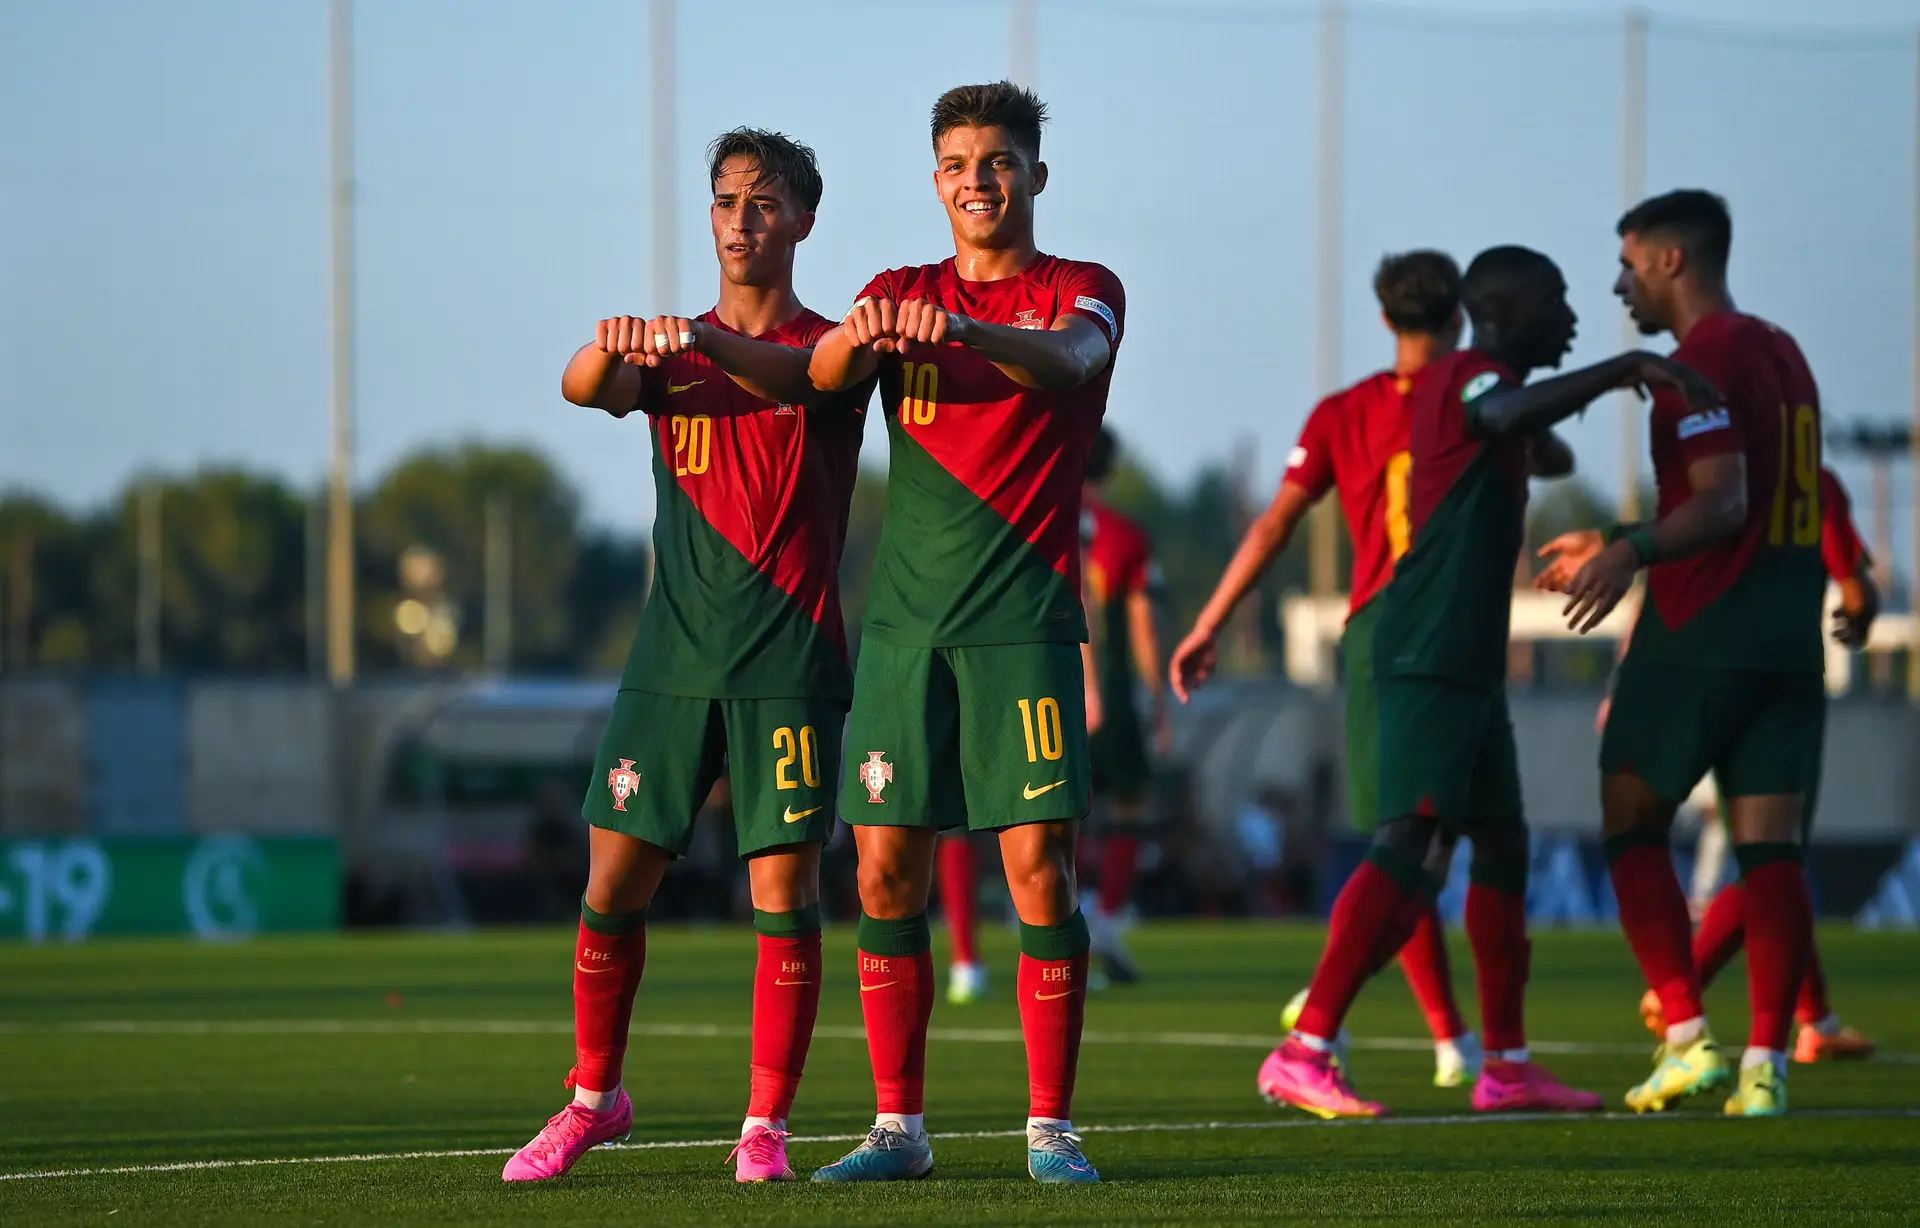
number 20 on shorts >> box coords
[772,726,820,790]
[1018,698,1065,763]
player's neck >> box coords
[1670,283,1735,345]
[951,236,1039,283]
[1391,333,1448,377]
[713,280,805,339]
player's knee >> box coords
[855,851,930,918]
[1000,829,1078,925]
[1600,772,1676,840]
[1467,818,1529,894]
[1367,816,1447,891]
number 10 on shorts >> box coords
[1018,698,1065,763]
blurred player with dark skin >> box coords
[504,130,872,1185]
[1255,245,1717,1119]
[1622,465,1879,1062]
[807,82,1122,1184]
[1078,426,1170,986]
[1537,190,1828,1117]
[1170,251,1491,1088]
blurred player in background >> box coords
[1624,465,1879,1064]
[1538,190,1828,1117]
[806,82,1122,1184]
[505,130,871,1185]
[1079,427,1169,987]
[1170,250,1487,1088]
[1256,244,1712,1120]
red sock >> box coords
[1018,952,1089,1118]
[938,837,979,966]
[1692,881,1747,990]
[1297,859,1428,1040]
[573,919,646,1093]
[748,931,822,1122]
[1744,859,1813,1051]
[1608,841,1703,1027]
[1396,902,1467,1041]
[1098,834,1141,917]
[1795,942,1831,1027]
[1465,882,1530,1053]
[859,946,935,1114]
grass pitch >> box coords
[2,922,1917,1226]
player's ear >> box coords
[794,211,816,243]
[1030,160,1048,196]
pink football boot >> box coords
[1257,1036,1387,1119]
[728,1123,798,1182]
[501,1089,633,1182]
[1471,1059,1603,1113]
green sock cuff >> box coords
[856,911,929,956]
[1018,910,1091,961]
[1470,856,1529,895]
[753,904,822,938]
[1364,844,1434,895]
[1734,842,1803,875]
[1602,827,1668,864]
[580,896,646,935]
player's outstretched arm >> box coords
[1169,481,1315,702]
[561,318,655,415]
[1471,352,1719,439]
[1528,430,1576,478]
[940,312,1112,390]
[808,298,891,393]
[617,315,817,406]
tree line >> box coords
[0,442,1618,677]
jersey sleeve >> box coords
[1656,333,1745,463]
[1820,467,1870,581]
[794,314,874,421]
[1283,397,1340,501]
[1057,262,1125,349]
[1454,357,1517,432]
[1120,527,1155,596]
[857,268,898,305]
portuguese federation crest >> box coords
[859,751,894,804]
[607,759,641,812]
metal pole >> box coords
[1309,0,1346,598]
[326,0,357,687]
[306,486,325,677]
[1910,27,1920,699]
[1010,0,1039,88]
[1619,6,1649,523]
[137,481,161,676]
[650,0,678,312]
[484,496,512,675]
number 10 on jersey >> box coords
[900,362,939,425]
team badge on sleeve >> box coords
[859,751,895,804]
[607,759,641,812]
[1287,446,1309,470]
[1677,408,1731,440]
[1461,371,1501,403]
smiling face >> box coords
[709,154,813,288]
[933,124,1046,252]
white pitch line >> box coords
[3,1019,1917,1063]
[5,1108,1918,1184]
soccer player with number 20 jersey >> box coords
[806,82,1122,1185]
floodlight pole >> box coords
[326,0,357,687]
[1011,0,1038,88]
[1310,0,1346,598]
[137,480,161,676]
[1619,6,1649,523]
[651,0,678,313]
[1910,27,1920,698]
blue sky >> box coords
[4,0,1918,562]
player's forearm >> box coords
[1528,430,1576,478]
[807,325,880,392]
[1473,354,1639,439]
[696,328,816,404]
[561,344,643,414]
[1128,596,1166,703]
[1643,486,1747,563]
[952,317,1110,390]
[1193,498,1299,635]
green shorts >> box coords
[583,688,845,857]
[1090,701,1151,808]
[1600,659,1824,805]
[1342,599,1383,834]
[841,639,1090,832]
[1377,674,1524,835]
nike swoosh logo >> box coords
[1034,989,1075,1001]
[782,805,823,824]
[667,380,705,394]
[576,961,615,975]
[774,979,815,987]
[1023,781,1067,800]
[860,981,898,993]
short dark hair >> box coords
[706,127,822,211]
[1373,250,1461,334]
[1086,427,1118,482]
[1617,189,1732,273]
[931,82,1048,161]
[1461,245,1559,328]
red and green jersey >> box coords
[1283,369,1419,618]
[1082,498,1159,716]
[1820,467,1869,582]
[618,308,869,700]
[857,254,1125,647]
[1628,312,1826,673]
[1374,350,1530,691]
